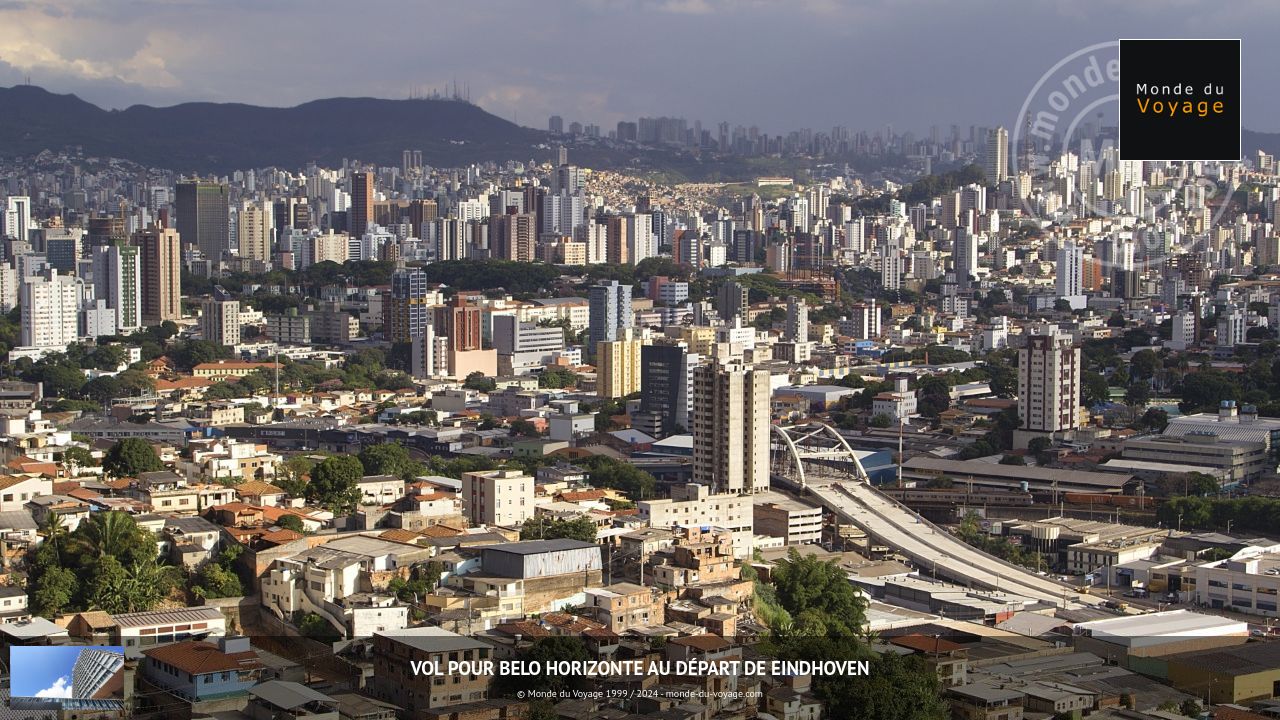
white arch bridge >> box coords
[769,422,1097,609]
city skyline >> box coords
[1,1,1278,134]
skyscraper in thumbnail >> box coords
[1016,326,1081,446]
[693,361,770,494]
[71,648,125,699]
[133,225,182,326]
[588,280,632,347]
[984,126,1009,183]
[350,171,374,237]
[200,286,241,347]
[175,181,230,263]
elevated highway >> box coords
[770,423,1102,609]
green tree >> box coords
[494,636,591,697]
[275,456,316,497]
[307,455,364,513]
[80,375,122,404]
[510,419,541,437]
[772,548,868,636]
[30,564,77,616]
[297,612,340,642]
[277,514,306,533]
[1124,382,1152,407]
[101,438,165,478]
[358,443,414,477]
[62,446,96,475]
[1081,371,1111,408]
[520,516,598,543]
[869,414,892,428]
[999,454,1026,466]
[463,371,497,392]
[72,511,155,564]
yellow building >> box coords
[597,329,643,398]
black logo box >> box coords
[1119,38,1241,161]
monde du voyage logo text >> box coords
[1119,38,1241,161]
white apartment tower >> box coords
[783,296,809,343]
[461,469,533,527]
[20,270,81,348]
[693,361,770,494]
[1056,241,1084,298]
[985,126,1009,184]
[200,287,241,347]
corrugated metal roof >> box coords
[111,606,224,628]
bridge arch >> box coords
[770,422,871,490]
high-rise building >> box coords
[954,227,978,287]
[386,268,432,343]
[693,361,770,494]
[4,196,32,242]
[635,343,700,438]
[1218,308,1247,348]
[461,469,533,527]
[783,296,809,342]
[984,126,1009,184]
[605,216,629,265]
[1056,241,1085,300]
[597,328,643,399]
[434,296,483,352]
[20,270,80,348]
[715,281,748,323]
[134,225,182,326]
[200,286,240,347]
[1017,327,1082,441]
[350,172,374,237]
[237,200,273,264]
[92,244,142,332]
[588,280,632,348]
[175,181,230,262]
[490,211,537,262]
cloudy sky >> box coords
[1,0,1276,134]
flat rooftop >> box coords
[1074,609,1247,647]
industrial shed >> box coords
[480,539,602,579]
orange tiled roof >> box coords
[142,640,263,674]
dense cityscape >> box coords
[1,60,1280,720]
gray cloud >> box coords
[1,0,1275,133]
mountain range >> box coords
[1,85,1277,176]
[0,85,553,172]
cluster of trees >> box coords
[762,550,947,720]
[29,511,179,616]
[577,455,658,500]
[386,562,444,603]
[898,164,986,205]
[518,515,597,543]
[191,545,246,599]
[103,438,166,478]
[307,455,364,514]
[955,512,1051,572]
[420,260,565,296]
[7,350,156,406]
[1158,495,1280,533]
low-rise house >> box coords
[0,586,30,622]
[140,636,265,702]
[110,606,228,649]
[357,475,406,506]
[0,475,53,512]
[246,680,340,720]
[236,480,287,506]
